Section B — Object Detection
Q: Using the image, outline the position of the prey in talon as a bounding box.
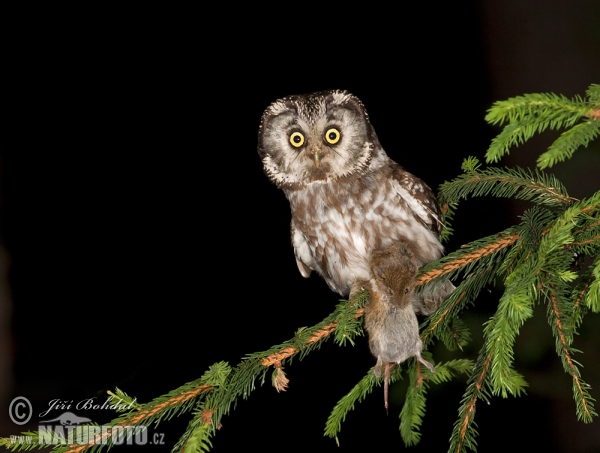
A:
[363,241,436,412]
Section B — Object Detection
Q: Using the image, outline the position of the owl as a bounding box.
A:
[257,90,454,367]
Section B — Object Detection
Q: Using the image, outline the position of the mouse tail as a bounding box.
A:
[384,362,390,414]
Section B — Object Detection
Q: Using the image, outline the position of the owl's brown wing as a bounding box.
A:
[389,163,456,314]
[389,163,444,237]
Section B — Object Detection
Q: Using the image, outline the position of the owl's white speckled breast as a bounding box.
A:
[285,173,443,297]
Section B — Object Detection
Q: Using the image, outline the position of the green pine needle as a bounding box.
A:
[438,165,574,209]
[324,367,389,443]
[537,120,600,169]
[484,85,599,167]
[586,83,600,104]
[200,362,232,387]
[181,420,213,453]
[586,257,600,312]
[400,358,473,446]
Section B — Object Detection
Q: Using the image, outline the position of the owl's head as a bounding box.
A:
[258,89,379,189]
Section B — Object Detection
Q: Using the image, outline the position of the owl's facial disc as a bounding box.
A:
[259,93,375,189]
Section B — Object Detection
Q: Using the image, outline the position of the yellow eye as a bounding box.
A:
[289,132,304,148]
[325,128,341,144]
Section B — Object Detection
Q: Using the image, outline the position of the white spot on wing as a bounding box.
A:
[393,184,433,226]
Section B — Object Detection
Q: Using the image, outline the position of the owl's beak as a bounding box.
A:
[312,148,322,168]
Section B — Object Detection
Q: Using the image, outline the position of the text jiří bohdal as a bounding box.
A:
[39,397,137,418]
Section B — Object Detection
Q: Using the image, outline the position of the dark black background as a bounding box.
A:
[2,2,600,452]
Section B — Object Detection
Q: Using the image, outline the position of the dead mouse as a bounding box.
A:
[363,241,436,412]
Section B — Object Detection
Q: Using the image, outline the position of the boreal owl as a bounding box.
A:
[257,89,454,371]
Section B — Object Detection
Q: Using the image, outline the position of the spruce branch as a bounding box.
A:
[399,355,437,447]
[483,199,588,399]
[421,272,483,351]
[415,227,519,351]
[537,119,600,169]
[587,84,600,104]
[586,255,600,312]
[417,228,520,287]
[323,363,402,446]
[179,422,213,453]
[484,92,588,127]
[546,285,597,423]
[399,358,473,446]
[484,84,600,167]
[438,164,575,208]
[449,349,493,453]
[399,368,428,447]
[438,316,472,352]
[258,290,369,368]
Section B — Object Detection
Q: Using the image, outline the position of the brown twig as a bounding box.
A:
[416,233,520,285]
[455,354,493,453]
[261,308,365,367]
[574,275,593,309]
[421,291,467,344]
[129,386,212,425]
[548,289,593,420]
[570,233,600,248]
